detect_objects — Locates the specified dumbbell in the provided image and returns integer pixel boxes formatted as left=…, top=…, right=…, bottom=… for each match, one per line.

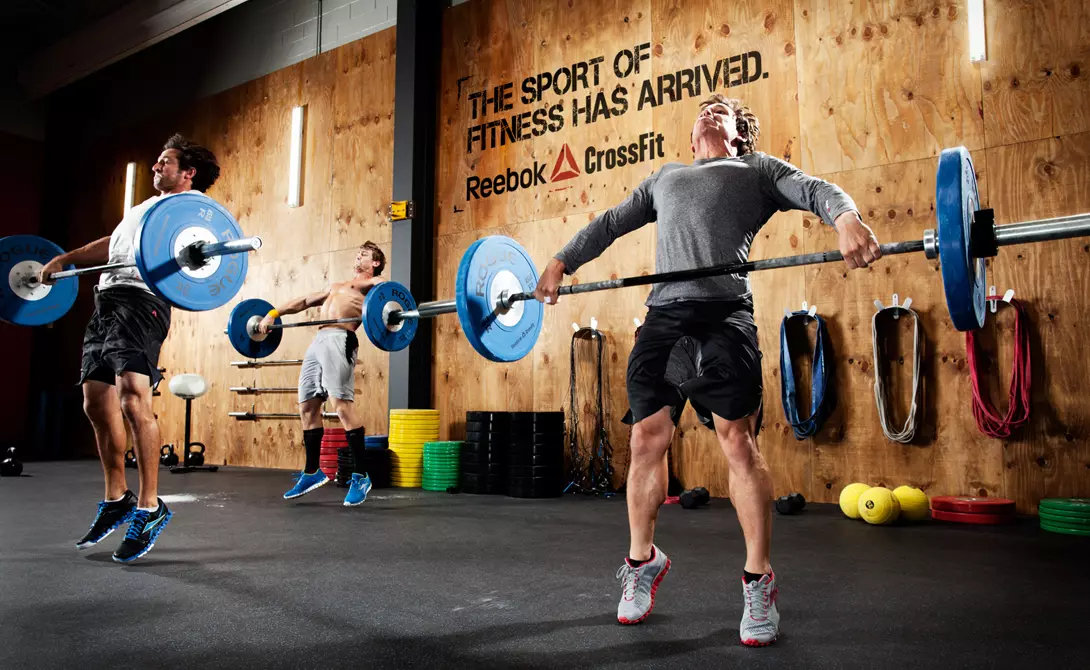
left=160, top=445, right=179, bottom=467
left=775, top=492, right=806, bottom=515
left=1, top=447, right=23, bottom=477
left=124, top=448, right=138, bottom=469
left=186, top=443, right=206, bottom=467
left=680, top=487, right=710, bottom=509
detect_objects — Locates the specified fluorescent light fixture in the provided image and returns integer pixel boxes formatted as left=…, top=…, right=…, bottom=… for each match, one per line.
left=968, top=0, right=986, bottom=62
left=124, top=162, right=137, bottom=213
left=288, top=105, right=305, bottom=207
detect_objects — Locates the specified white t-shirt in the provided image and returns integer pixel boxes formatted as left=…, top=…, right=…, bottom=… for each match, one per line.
left=99, top=190, right=201, bottom=292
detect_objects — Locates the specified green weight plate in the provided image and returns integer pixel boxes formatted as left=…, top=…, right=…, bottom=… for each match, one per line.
left=1038, top=498, right=1090, bottom=514
left=1040, top=521, right=1090, bottom=537
left=1039, top=510, right=1090, bottom=527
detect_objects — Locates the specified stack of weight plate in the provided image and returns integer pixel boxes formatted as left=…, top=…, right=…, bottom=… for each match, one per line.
left=319, top=427, right=346, bottom=481
left=462, top=411, right=509, bottom=494
left=1038, top=498, right=1090, bottom=537
left=389, top=409, right=440, bottom=488
left=336, top=435, right=391, bottom=489
left=423, top=441, right=461, bottom=491
left=506, top=411, right=565, bottom=498
left=930, top=496, right=1015, bottom=525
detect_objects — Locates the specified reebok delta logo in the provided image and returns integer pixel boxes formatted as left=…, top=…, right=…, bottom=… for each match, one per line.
left=465, top=132, right=664, bottom=201
left=550, top=144, right=580, bottom=182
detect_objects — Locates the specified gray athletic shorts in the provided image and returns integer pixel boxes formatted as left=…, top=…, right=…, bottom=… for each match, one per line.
left=298, top=329, right=359, bottom=403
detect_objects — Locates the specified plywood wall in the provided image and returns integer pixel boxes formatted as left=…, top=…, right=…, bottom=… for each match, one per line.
left=46, top=28, right=398, bottom=471
left=44, top=1, right=1088, bottom=510
left=434, top=0, right=1090, bottom=512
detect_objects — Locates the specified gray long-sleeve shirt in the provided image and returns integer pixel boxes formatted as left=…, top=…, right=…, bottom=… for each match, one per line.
left=554, top=152, right=859, bottom=306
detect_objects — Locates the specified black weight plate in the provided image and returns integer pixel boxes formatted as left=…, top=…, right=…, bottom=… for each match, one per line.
left=507, top=446, right=563, bottom=458
left=465, top=420, right=513, bottom=434
left=461, top=473, right=506, bottom=486
left=462, top=462, right=506, bottom=475
left=506, top=440, right=564, bottom=451
left=465, top=431, right=519, bottom=444
left=507, top=465, right=564, bottom=478
left=508, top=411, right=564, bottom=421
left=508, top=425, right=564, bottom=436
left=461, top=442, right=507, bottom=455
left=466, top=411, right=511, bottom=423
left=506, top=427, right=565, bottom=439
left=507, top=454, right=563, bottom=467
left=507, top=475, right=563, bottom=488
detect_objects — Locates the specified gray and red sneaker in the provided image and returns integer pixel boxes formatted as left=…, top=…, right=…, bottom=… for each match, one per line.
left=740, top=570, right=780, bottom=646
left=615, top=545, right=671, bottom=624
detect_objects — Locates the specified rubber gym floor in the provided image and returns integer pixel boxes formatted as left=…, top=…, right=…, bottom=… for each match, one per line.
left=2, top=461, right=1087, bottom=669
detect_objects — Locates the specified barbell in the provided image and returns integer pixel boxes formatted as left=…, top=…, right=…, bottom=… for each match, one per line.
left=227, top=146, right=1090, bottom=362
left=0, top=192, right=261, bottom=326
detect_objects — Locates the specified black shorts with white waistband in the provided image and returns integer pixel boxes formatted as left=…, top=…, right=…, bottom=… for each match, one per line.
left=623, top=299, right=763, bottom=435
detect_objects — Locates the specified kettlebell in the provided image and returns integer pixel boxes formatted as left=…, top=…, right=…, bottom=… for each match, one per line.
left=680, top=486, right=710, bottom=509
left=775, top=492, right=807, bottom=515
left=160, top=444, right=179, bottom=467
left=186, top=443, right=206, bottom=467
left=124, top=448, right=138, bottom=469
left=1, top=447, right=23, bottom=477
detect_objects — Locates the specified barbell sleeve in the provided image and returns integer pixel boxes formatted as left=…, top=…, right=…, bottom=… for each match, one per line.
left=40, top=235, right=263, bottom=284
left=199, top=236, right=263, bottom=257
left=993, top=213, right=1090, bottom=247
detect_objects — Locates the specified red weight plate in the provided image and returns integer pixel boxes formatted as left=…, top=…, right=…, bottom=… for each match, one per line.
left=931, top=496, right=1015, bottom=515
left=932, top=508, right=1014, bottom=525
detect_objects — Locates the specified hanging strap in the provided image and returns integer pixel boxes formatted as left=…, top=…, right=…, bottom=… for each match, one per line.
left=871, top=301, right=923, bottom=443
left=965, top=296, right=1031, bottom=438
left=779, top=311, right=836, bottom=439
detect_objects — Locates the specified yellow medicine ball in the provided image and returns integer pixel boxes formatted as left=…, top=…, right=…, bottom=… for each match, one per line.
left=839, top=482, right=871, bottom=519
left=858, top=487, right=901, bottom=525
left=892, top=485, right=930, bottom=522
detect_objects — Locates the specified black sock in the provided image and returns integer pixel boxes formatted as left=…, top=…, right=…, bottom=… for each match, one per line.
left=303, top=428, right=323, bottom=474
left=743, top=570, right=768, bottom=584
left=627, top=546, right=656, bottom=567
left=346, top=427, right=370, bottom=478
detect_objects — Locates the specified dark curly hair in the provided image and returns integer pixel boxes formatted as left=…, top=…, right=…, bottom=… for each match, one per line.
left=163, top=133, right=221, bottom=192
left=696, top=95, right=761, bottom=156
left=361, top=241, right=386, bottom=276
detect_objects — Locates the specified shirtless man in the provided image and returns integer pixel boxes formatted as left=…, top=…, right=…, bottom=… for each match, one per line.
left=258, top=241, right=386, bottom=506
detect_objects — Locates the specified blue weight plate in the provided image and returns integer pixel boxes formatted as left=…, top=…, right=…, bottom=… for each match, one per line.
left=228, top=298, right=282, bottom=358
left=936, top=146, right=985, bottom=331
left=134, top=192, right=248, bottom=312
left=455, top=236, right=542, bottom=362
left=0, top=235, right=79, bottom=326
left=362, top=281, right=418, bottom=352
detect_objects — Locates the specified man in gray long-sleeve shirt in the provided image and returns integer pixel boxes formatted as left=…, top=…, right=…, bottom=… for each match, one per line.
left=534, top=95, right=881, bottom=646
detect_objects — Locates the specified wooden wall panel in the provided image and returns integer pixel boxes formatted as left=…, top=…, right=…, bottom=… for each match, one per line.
left=981, top=0, right=1090, bottom=147
left=795, top=0, right=983, bottom=174
left=985, top=132, right=1090, bottom=510
left=51, top=0, right=1090, bottom=510
left=435, top=1, right=539, bottom=236
left=330, top=32, right=398, bottom=249
left=431, top=0, right=1089, bottom=510
left=147, top=28, right=397, bottom=470
left=534, top=0, right=654, bottom=220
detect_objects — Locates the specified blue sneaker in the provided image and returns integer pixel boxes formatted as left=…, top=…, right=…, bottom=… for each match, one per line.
left=76, top=490, right=137, bottom=549
left=284, top=470, right=328, bottom=499
left=112, top=500, right=173, bottom=563
left=343, top=473, right=372, bottom=506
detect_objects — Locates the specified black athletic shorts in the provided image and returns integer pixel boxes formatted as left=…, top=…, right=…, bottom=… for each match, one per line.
left=79, top=286, right=171, bottom=387
left=623, top=299, right=763, bottom=434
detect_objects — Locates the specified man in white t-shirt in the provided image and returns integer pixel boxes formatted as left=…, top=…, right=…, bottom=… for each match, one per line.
left=39, top=134, right=221, bottom=563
